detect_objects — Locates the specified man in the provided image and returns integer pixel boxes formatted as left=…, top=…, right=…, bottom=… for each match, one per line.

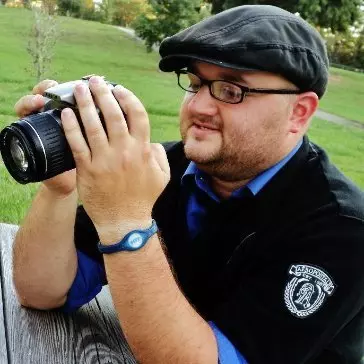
left=12, top=5, right=364, bottom=364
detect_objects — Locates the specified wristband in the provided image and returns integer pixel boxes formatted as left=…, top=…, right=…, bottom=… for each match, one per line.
left=97, top=220, right=158, bottom=254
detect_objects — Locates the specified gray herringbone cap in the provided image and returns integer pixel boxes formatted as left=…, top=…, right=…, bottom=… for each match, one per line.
left=159, top=5, right=329, bottom=98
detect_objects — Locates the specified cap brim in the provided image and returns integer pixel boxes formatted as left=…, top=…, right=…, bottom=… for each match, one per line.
left=159, top=54, right=259, bottom=73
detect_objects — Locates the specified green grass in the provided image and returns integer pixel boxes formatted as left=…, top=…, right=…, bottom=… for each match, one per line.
left=0, top=8, right=363, bottom=224
left=308, top=118, right=364, bottom=187
left=0, top=7, right=184, bottom=133
left=320, top=67, right=364, bottom=123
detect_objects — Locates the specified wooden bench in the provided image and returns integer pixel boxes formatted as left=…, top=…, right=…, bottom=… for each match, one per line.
left=0, top=223, right=136, bottom=363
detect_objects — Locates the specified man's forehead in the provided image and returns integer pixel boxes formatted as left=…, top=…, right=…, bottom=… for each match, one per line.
left=190, top=61, right=248, bottom=82
left=190, top=60, right=295, bottom=88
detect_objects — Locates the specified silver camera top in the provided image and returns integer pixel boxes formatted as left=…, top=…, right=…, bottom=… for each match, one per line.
left=43, top=75, right=114, bottom=106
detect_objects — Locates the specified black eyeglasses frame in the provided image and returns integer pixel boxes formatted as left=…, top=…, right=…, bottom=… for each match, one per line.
left=175, top=70, right=301, bottom=104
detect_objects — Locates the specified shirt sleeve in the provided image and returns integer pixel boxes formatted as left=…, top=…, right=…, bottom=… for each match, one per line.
left=59, top=205, right=107, bottom=312
left=209, top=322, right=248, bottom=364
left=61, top=249, right=106, bottom=312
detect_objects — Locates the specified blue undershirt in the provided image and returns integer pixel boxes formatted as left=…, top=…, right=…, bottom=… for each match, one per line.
left=63, top=139, right=302, bottom=364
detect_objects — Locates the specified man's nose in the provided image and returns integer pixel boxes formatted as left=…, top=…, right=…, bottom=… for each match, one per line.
left=187, top=86, right=218, bottom=116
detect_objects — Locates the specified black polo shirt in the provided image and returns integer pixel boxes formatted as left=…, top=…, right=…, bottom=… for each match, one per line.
left=74, top=136, right=364, bottom=364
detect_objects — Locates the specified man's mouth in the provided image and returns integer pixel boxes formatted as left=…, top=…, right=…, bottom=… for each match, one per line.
left=188, top=122, right=220, bottom=139
left=195, top=125, right=211, bottom=130
left=192, top=122, right=219, bottom=131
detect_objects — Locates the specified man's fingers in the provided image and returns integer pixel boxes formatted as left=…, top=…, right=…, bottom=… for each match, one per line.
left=32, top=80, right=58, bottom=95
left=73, top=83, right=109, bottom=155
left=151, top=143, right=170, bottom=177
left=88, top=77, right=128, bottom=143
left=14, top=80, right=58, bottom=118
left=61, top=108, right=91, bottom=167
left=14, top=94, right=45, bottom=118
left=112, top=85, right=150, bottom=143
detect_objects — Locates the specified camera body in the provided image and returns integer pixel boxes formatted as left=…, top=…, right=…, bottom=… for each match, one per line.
left=0, top=75, right=115, bottom=184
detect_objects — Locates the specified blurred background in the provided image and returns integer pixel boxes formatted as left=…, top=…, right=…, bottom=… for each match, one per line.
left=0, top=0, right=363, bottom=224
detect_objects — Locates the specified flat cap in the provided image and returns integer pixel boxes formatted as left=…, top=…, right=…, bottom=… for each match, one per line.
left=159, top=5, right=329, bottom=98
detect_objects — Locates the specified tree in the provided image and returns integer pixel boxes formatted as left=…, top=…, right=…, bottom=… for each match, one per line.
left=298, top=0, right=362, bottom=32
left=133, top=0, right=208, bottom=52
left=27, top=6, right=59, bottom=82
left=354, top=29, right=364, bottom=68
left=56, top=0, right=82, bottom=16
left=206, top=0, right=362, bottom=32
left=42, top=0, right=58, bottom=15
left=99, top=0, right=113, bottom=23
left=112, top=0, right=149, bottom=26
left=79, top=0, right=100, bottom=20
left=325, top=31, right=356, bottom=65
left=206, top=0, right=299, bottom=14
left=208, top=0, right=225, bottom=13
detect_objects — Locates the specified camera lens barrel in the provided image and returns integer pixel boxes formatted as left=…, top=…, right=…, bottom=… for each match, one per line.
left=0, top=110, right=75, bottom=184
left=0, top=77, right=116, bottom=184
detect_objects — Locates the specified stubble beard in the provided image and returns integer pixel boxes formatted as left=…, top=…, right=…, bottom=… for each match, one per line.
left=180, top=99, right=292, bottom=183
left=182, top=125, right=267, bottom=182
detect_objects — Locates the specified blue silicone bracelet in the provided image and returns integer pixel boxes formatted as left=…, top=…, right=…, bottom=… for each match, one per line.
left=97, top=220, right=158, bottom=254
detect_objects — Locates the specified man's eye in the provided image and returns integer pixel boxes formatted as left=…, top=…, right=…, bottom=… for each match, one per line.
left=189, top=82, right=200, bottom=91
left=219, top=84, right=242, bottom=101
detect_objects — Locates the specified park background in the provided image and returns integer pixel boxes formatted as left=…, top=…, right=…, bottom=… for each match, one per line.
left=0, top=0, right=363, bottom=224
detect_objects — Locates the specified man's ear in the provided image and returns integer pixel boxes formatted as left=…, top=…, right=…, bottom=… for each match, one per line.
left=289, top=92, right=319, bottom=134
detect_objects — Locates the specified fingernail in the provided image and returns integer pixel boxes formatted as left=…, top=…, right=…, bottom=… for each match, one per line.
left=33, top=95, right=43, bottom=106
left=90, top=76, right=102, bottom=85
left=62, top=108, right=72, bottom=117
left=113, top=85, right=125, bottom=96
left=75, top=83, right=87, bottom=95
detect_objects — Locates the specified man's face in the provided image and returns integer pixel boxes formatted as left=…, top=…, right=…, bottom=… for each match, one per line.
left=179, top=62, right=297, bottom=181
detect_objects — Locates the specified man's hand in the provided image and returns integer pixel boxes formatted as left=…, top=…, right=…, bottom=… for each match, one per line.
left=14, top=79, right=57, bottom=118
left=59, top=77, right=216, bottom=364
left=60, top=76, right=170, bottom=243
left=14, top=79, right=77, bottom=198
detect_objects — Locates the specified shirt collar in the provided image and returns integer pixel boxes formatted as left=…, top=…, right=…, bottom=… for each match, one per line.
left=181, top=162, right=220, bottom=201
left=246, top=138, right=303, bottom=195
left=181, top=138, right=303, bottom=199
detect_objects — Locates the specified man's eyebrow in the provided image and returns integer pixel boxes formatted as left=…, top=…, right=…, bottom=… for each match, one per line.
left=188, top=65, right=250, bottom=85
left=218, top=72, right=250, bottom=84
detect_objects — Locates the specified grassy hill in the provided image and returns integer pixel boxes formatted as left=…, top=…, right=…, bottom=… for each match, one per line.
left=0, top=7, right=183, bottom=138
left=320, top=67, right=364, bottom=123
left=0, top=7, right=363, bottom=223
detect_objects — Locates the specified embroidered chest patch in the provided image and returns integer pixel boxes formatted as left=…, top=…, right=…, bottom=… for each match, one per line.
left=284, top=264, right=336, bottom=318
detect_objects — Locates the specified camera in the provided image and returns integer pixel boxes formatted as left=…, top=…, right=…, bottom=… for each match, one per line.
left=0, top=75, right=116, bottom=184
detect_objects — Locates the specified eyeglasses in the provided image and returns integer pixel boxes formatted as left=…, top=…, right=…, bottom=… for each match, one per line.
left=176, top=70, right=301, bottom=104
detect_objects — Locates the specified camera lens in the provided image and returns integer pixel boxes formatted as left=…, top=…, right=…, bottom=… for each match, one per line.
left=0, top=110, right=75, bottom=184
left=9, top=137, right=29, bottom=172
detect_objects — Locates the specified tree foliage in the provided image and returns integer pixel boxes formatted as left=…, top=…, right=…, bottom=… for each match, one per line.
left=42, top=0, right=58, bottom=15
left=56, top=0, right=82, bottom=16
left=99, top=0, right=113, bottom=23
left=27, top=6, right=59, bottom=81
left=56, top=0, right=102, bottom=20
left=133, top=0, right=209, bottom=52
left=298, top=0, right=362, bottom=32
left=206, top=0, right=363, bottom=32
left=112, top=0, right=149, bottom=26
left=355, top=31, right=364, bottom=69
left=325, top=29, right=364, bottom=69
